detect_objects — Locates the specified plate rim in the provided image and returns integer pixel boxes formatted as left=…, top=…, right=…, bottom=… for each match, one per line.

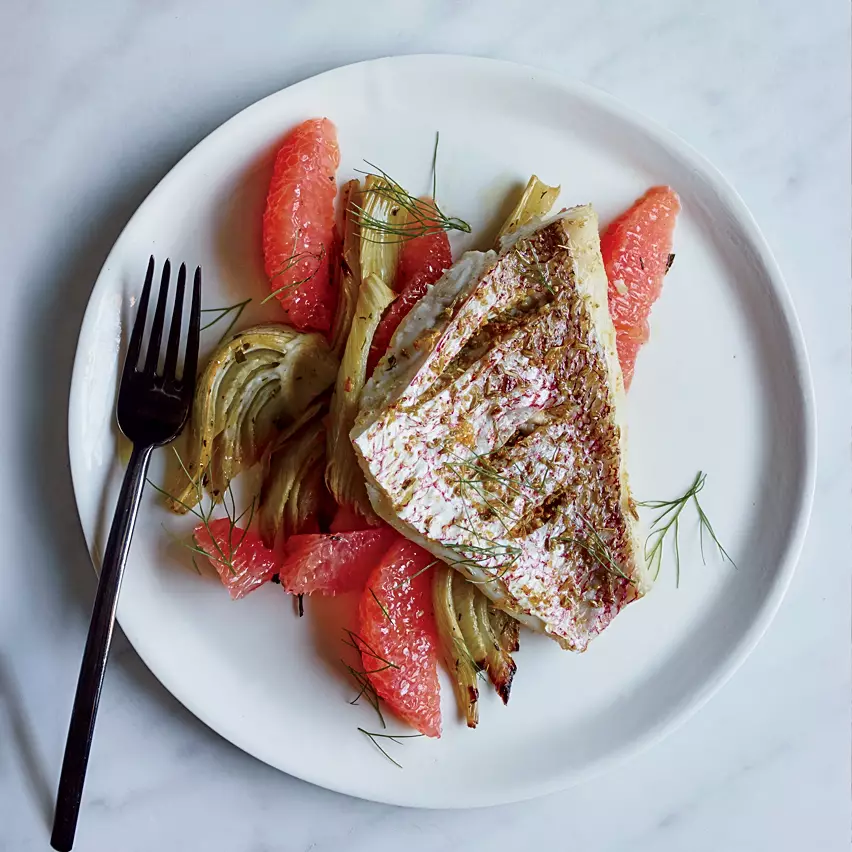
left=67, top=53, right=817, bottom=808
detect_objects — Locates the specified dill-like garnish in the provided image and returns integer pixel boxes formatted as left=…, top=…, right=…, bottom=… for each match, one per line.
left=446, top=450, right=528, bottom=499
left=452, top=634, right=487, bottom=680
left=342, top=630, right=400, bottom=672
left=514, top=243, right=555, bottom=295
left=369, top=587, right=393, bottom=624
left=342, top=662, right=386, bottom=728
left=559, top=517, right=634, bottom=584
left=442, top=451, right=527, bottom=557
left=388, top=559, right=440, bottom=592
left=445, top=460, right=520, bottom=538
left=451, top=536, right=522, bottom=560
left=148, top=447, right=256, bottom=578
left=353, top=160, right=470, bottom=244
left=446, top=449, right=548, bottom=521
left=387, top=559, right=440, bottom=591
left=160, top=521, right=205, bottom=574
left=408, top=560, right=439, bottom=583
left=537, top=445, right=561, bottom=491
left=447, top=449, right=630, bottom=586
left=200, top=298, right=252, bottom=343
left=440, top=449, right=561, bottom=582
left=261, top=241, right=326, bottom=304
left=457, top=476, right=516, bottom=528
left=357, top=728, right=424, bottom=769
left=339, top=629, right=402, bottom=729
left=444, top=534, right=522, bottom=580
left=431, top=131, right=439, bottom=203
left=638, top=471, right=735, bottom=585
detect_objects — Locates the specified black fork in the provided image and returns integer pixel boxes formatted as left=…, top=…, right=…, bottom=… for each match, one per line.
left=51, top=258, right=201, bottom=852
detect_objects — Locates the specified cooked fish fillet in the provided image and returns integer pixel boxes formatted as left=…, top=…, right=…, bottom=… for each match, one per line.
left=352, top=205, right=649, bottom=651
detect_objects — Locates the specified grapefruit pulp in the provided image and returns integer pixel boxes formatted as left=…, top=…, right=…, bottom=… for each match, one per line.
left=262, top=118, right=340, bottom=333
left=601, top=186, right=680, bottom=387
left=194, top=519, right=279, bottom=600
left=278, top=528, right=398, bottom=596
left=358, top=538, right=441, bottom=737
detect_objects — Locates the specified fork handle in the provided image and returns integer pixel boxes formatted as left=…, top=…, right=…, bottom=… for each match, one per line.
left=51, top=443, right=154, bottom=852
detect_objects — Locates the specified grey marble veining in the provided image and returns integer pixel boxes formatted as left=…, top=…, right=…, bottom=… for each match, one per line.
left=1, top=1, right=849, bottom=850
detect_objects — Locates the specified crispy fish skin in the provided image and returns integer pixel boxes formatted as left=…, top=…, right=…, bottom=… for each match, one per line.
left=352, top=206, right=648, bottom=651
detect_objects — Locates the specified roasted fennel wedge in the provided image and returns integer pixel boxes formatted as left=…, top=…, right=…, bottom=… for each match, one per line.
left=325, top=273, right=395, bottom=520
left=496, top=174, right=561, bottom=243
left=477, top=594, right=517, bottom=704
left=166, top=324, right=338, bottom=513
left=358, top=174, right=407, bottom=286
left=434, top=567, right=521, bottom=725
left=284, top=460, right=326, bottom=541
left=325, top=172, right=410, bottom=519
left=453, top=578, right=489, bottom=671
left=330, top=179, right=362, bottom=358
left=257, top=402, right=327, bottom=548
left=433, top=565, right=480, bottom=728
left=489, top=604, right=521, bottom=655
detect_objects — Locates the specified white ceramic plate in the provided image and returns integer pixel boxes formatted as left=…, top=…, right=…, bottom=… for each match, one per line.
left=68, top=55, right=815, bottom=807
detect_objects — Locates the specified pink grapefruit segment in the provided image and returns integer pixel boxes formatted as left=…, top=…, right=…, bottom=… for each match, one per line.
left=278, top=528, right=398, bottom=596
left=601, top=186, right=680, bottom=387
left=367, top=199, right=452, bottom=375
left=194, top=519, right=279, bottom=600
left=262, top=118, right=340, bottom=333
left=359, top=539, right=441, bottom=737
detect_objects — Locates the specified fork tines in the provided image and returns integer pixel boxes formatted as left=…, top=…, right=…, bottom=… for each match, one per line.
left=126, top=256, right=201, bottom=384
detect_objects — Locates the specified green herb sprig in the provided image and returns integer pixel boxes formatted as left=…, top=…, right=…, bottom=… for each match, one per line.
left=200, top=298, right=252, bottom=343
left=368, top=587, right=393, bottom=624
left=262, top=243, right=326, bottom=304
left=340, top=629, right=401, bottom=729
left=559, top=517, right=634, bottom=584
left=357, top=728, right=424, bottom=769
left=513, top=243, right=555, bottom=295
left=353, top=135, right=470, bottom=244
left=148, top=447, right=256, bottom=578
left=638, top=471, right=735, bottom=585
left=387, top=559, right=440, bottom=593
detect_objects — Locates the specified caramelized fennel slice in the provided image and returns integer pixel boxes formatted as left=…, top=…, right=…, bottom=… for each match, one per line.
left=330, top=179, right=362, bottom=358
left=433, top=566, right=479, bottom=728
left=166, top=325, right=337, bottom=513
left=453, top=577, right=488, bottom=671
left=358, top=174, right=407, bottom=288
left=258, top=413, right=326, bottom=549
left=489, top=603, right=521, bottom=654
left=495, top=174, right=561, bottom=243
left=476, top=592, right=517, bottom=704
left=325, top=273, right=395, bottom=520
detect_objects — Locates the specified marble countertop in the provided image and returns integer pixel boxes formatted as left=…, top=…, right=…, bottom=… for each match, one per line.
left=2, top=2, right=849, bottom=850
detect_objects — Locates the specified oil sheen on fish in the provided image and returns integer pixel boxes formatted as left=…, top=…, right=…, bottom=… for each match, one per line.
left=352, top=206, right=650, bottom=651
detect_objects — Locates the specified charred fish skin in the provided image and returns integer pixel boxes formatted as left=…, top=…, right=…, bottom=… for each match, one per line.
left=353, top=205, right=649, bottom=652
